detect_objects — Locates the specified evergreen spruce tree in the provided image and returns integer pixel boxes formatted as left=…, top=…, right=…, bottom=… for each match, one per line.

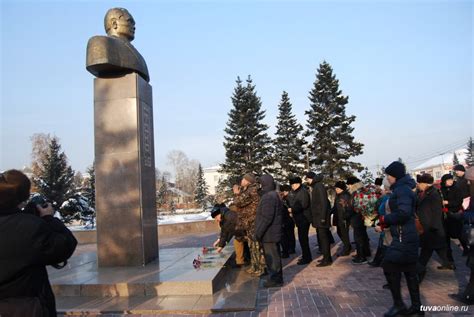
left=273, top=91, right=306, bottom=184
left=453, top=152, right=460, bottom=166
left=360, top=167, right=375, bottom=185
left=156, top=176, right=168, bottom=207
left=33, top=137, right=75, bottom=212
left=84, top=164, right=95, bottom=209
left=221, top=76, right=273, bottom=184
left=194, top=164, right=209, bottom=210
left=33, top=137, right=74, bottom=206
left=466, top=137, right=474, bottom=167
left=305, top=61, right=364, bottom=183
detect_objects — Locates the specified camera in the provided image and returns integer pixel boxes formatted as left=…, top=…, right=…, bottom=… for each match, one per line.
left=23, top=194, right=50, bottom=217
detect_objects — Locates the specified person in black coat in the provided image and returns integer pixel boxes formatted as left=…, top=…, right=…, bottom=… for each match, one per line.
left=415, top=174, right=453, bottom=284
left=305, top=172, right=332, bottom=267
left=255, top=174, right=283, bottom=288
left=332, top=181, right=352, bottom=256
left=441, top=173, right=468, bottom=259
left=347, top=176, right=371, bottom=264
left=450, top=166, right=474, bottom=305
left=379, top=162, right=422, bottom=317
left=211, top=203, right=238, bottom=252
left=454, top=164, right=470, bottom=199
left=0, top=170, right=78, bottom=317
left=288, top=176, right=312, bottom=265
left=279, top=185, right=296, bottom=258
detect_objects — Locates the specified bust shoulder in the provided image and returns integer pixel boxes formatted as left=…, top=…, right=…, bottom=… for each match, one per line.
left=86, top=35, right=149, bottom=82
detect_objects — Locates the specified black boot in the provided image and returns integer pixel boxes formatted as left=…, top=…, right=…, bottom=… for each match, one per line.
left=384, top=272, right=407, bottom=317
left=369, top=246, right=383, bottom=267
left=417, top=270, right=426, bottom=285
left=402, top=272, right=424, bottom=316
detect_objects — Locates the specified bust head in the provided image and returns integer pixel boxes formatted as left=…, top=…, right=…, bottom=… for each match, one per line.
left=104, top=8, right=135, bottom=41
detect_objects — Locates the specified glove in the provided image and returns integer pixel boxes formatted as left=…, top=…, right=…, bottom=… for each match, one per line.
left=378, top=215, right=386, bottom=229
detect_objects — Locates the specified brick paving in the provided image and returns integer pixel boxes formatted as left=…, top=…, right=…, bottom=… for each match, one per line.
left=68, top=228, right=473, bottom=316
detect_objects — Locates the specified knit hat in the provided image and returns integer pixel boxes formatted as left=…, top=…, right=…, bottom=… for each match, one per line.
left=416, top=173, right=434, bottom=184
left=289, top=176, right=302, bottom=185
left=210, top=203, right=225, bottom=218
left=305, top=171, right=316, bottom=179
left=453, top=164, right=466, bottom=172
left=441, top=173, right=454, bottom=184
left=0, top=170, right=31, bottom=210
left=346, top=176, right=360, bottom=185
left=280, top=184, right=291, bottom=192
left=385, top=161, right=406, bottom=180
left=243, top=173, right=256, bottom=184
left=375, top=178, right=383, bottom=186
left=335, top=181, right=347, bottom=191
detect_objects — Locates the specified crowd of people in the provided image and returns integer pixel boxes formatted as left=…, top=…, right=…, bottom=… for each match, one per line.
left=211, top=161, right=474, bottom=316
left=1, top=161, right=472, bottom=317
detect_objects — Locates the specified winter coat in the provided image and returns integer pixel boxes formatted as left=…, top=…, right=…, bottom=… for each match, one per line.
left=0, top=208, right=78, bottom=317
left=416, top=186, right=446, bottom=250
left=441, top=183, right=464, bottom=238
left=281, top=196, right=295, bottom=229
left=217, top=207, right=238, bottom=248
left=332, top=190, right=353, bottom=225
left=456, top=176, right=470, bottom=199
left=233, top=183, right=260, bottom=236
left=255, top=175, right=283, bottom=243
left=287, top=185, right=311, bottom=227
left=383, top=175, right=419, bottom=265
left=464, top=210, right=474, bottom=268
left=308, top=175, right=331, bottom=228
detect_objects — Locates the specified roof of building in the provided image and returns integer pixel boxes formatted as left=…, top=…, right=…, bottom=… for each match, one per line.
left=203, top=165, right=221, bottom=172
left=413, top=148, right=467, bottom=171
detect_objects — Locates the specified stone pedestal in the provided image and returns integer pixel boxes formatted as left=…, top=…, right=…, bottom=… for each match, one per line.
left=94, top=73, right=158, bottom=267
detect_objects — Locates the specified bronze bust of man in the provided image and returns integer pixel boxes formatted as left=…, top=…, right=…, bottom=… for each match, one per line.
left=86, top=8, right=150, bottom=82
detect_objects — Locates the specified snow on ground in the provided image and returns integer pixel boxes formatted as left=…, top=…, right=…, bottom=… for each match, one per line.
left=67, top=211, right=213, bottom=231
left=158, top=211, right=212, bottom=225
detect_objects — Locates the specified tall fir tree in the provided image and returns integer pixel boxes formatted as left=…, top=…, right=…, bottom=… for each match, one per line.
left=221, top=76, right=273, bottom=184
left=360, top=167, right=375, bottom=185
left=453, top=152, right=460, bottom=166
left=466, top=137, right=474, bottom=167
left=84, top=163, right=95, bottom=209
left=273, top=91, right=306, bottom=183
left=194, top=164, right=209, bottom=210
left=305, top=61, right=364, bottom=182
left=33, top=137, right=75, bottom=215
left=156, top=176, right=168, bottom=207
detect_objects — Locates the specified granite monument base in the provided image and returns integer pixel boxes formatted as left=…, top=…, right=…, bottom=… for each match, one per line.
left=50, top=247, right=259, bottom=314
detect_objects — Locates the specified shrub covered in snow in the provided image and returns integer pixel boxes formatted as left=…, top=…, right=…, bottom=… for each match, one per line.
left=59, top=192, right=95, bottom=227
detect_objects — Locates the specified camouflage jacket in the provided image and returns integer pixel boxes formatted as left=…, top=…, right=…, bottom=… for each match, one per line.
left=232, top=183, right=260, bottom=236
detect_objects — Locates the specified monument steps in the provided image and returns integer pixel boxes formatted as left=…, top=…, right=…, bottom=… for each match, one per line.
left=52, top=247, right=259, bottom=313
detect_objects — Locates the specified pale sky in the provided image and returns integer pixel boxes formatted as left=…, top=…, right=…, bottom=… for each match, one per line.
left=1, top=0, right=472, bottom=175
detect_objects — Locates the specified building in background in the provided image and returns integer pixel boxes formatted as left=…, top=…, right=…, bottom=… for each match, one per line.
left=203, top=165, right=226, bottom=195
left=411, top=148, right=467, bottom=182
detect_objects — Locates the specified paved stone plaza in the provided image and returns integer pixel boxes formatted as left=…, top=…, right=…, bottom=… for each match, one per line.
left=61, top=228, right=472, bottom=317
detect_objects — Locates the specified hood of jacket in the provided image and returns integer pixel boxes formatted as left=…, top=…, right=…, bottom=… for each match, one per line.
left=349, top=182, right=364, bottom=194
left=392, top=174, right=416, bottom=191
left=309, top=174, right=324, bottom=186
left=259, top=174, right=275, bottom=193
